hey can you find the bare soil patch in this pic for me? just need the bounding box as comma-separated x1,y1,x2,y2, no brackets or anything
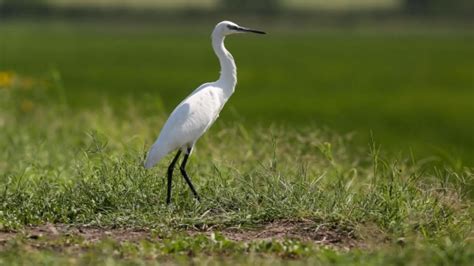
0,224,152,246
0,220,361,250
211,219,359,250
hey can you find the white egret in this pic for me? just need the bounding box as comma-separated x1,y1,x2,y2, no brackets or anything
144,21,265,204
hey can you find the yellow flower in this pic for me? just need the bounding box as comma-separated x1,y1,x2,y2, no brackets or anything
0,71,14,88
20,99,34,113
20,77,35,90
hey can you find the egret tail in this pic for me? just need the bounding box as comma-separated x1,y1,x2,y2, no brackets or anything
144,142,169,169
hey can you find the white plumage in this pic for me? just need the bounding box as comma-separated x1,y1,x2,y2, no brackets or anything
144,21,265,204
144,82,224,168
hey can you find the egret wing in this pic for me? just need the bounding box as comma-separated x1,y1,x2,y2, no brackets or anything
144,83,220,168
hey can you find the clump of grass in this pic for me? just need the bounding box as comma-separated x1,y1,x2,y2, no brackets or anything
0,73,473,264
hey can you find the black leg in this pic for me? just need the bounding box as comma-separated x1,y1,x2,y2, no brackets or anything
166,150,181,205
180,148,201,202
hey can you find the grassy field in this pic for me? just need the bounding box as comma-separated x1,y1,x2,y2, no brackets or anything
0,21,473,264
1,21,473,166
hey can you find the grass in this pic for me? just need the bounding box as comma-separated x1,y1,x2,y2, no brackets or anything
0,69,473,264
1,21,473,166
1,234,472,265
1,21,474,264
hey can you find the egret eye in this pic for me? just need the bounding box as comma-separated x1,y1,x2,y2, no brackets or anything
226,24,266,34
227,25,239,31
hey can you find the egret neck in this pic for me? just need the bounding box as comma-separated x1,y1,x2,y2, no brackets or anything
212,33,236,101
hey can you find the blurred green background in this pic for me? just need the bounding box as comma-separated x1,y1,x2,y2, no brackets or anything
1,0,473,165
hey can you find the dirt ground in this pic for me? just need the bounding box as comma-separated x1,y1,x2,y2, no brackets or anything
0,220,369,251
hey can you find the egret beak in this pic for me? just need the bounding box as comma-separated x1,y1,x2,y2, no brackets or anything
237,27,266,34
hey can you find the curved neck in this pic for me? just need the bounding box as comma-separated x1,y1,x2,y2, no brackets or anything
212,33,236,98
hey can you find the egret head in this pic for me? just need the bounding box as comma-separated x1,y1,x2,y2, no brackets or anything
213,21,266,37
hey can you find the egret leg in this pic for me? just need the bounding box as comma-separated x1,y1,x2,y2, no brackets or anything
166,150,182,205
180,148,201,202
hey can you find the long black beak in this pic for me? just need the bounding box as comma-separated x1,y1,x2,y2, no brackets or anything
237,26,266,34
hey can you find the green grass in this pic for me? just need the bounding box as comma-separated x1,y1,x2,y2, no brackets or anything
1,234,472,265
0,21,473,264
0,66,473,264
1,21,473,165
